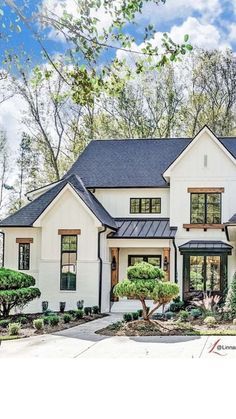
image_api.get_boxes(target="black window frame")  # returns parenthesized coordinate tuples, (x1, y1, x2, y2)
(60, 235, 77, 291)
(128, 254, 162, 268)
(190, 192, 222, 224)
(130, 198, 161, 214)
(18, 243, 30, 271)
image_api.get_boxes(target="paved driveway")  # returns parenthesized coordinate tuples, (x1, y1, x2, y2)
(1, 314, 236, 358)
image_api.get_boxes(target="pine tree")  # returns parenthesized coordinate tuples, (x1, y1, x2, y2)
(225, 273, 236, 318)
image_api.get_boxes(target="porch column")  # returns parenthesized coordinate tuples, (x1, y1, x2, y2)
(111, 248, 119, 301)
(163, 247, 170, 281)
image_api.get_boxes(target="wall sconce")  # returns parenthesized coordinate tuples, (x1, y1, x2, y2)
(163, 256, 169, 272)
(111, 256, 117, 271)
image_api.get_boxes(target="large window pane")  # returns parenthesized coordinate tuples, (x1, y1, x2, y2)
(206, 194, 221, 223)
(206, 256, 221, 291)
(129, 255, 161, 268)
(130, 198, 140, 213)
(189, 256, 204, 291)
(141, 198, 150, 213)
(151, 198, 161, 213)
(191, 194, 205, 223)
(19, 243, 30, 270)
(61, 235, 77, 290)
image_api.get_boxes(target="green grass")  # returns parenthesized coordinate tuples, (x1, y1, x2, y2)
(186, 329, 236, 336)
(0, 335, 21, 341)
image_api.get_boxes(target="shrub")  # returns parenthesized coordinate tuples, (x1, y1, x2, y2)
(75, 309, 84, 319)
(17, 316, 28, 325)
(164, 311, 175, 320)
(42, 316, 49, 325)
(179, 310, 189, 322)
(137, 309, 143, 317)
(48, 315, 60, 327)
(92, 306, 100, 314)
(8, 322, 21, 335)
(114, 262, 179, 320)
(84, 307, 92, 316)
(225, 273, 236, 317)
(68, 310, 77, 316)
(233, 318, 236, 325)
(204, 316, 217, 327)
(190, 309, 202, 319)
(132, 312, 139, 321)
(193, 293, 220, 315)
(169, 298, 184, 312)
(0, 319, 10, 328)
(63, 314, 72, 323)
(123, 313, 132, 322)
(0, 268, 41, 317)
(33, 319, 44, 331)
(44, 310, 54, 317)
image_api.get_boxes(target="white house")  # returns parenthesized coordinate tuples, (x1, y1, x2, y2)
(1, 125, 236, 313)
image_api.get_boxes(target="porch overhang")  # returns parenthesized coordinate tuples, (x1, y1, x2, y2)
(107, 218, 177, 239)
(179, 240, 233, 255)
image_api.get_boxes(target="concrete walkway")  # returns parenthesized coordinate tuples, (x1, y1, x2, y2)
(1, 314, 236, 358)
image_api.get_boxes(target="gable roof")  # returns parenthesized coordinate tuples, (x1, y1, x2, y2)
(0, 174, 117, 229)
(63, 131, 236, 188)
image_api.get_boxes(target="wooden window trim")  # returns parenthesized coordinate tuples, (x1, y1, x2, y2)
(58, 229, 81, 235)
(183, 223, 224, 231)
(16, 238, 33, 244)
(187, 188, 224, 193)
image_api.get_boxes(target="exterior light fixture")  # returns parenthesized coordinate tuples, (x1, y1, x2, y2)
(163, 256, 169, 272)
(111, 256, 117, 271)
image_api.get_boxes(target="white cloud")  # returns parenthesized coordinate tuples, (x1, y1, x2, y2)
(229, 23, 236, 42)
(0, 94, 27, 149)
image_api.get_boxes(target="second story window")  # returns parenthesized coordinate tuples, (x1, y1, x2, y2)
(19, 243, 30, 270)
(130, 198, 161, 214)
(191, 193, 221, 224)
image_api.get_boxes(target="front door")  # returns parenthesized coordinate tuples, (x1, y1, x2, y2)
(183, 253, 227, 301)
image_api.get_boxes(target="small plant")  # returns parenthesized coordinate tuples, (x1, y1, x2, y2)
(137, 309, 143, 318)
(233, 318, 236, 325)
(75, 309, 84, 319)
(59, 302, 66, 313)
(169, 297, 184, 312)
(8, 322, 21, 336)
(179, 310, 189, 322)
(204, 316, 217, 327)
(48, 315, 60, 327)
(42, 316, 49, 325)
(17, 316, 28, 325)
(63, 314, 72, 323)
(193, 293, 220, 315)
(132, 312, 139, 321)
(42, 301, 49, 312)
(77, 300, 84, 310)
(33, 318, 44, 331)
(190, 308, 202, 319)
(92, 306, 100, 314)
(0, 319, 10, 329)
(68, 310, 77, 316)
(225, 273, 236, 317)
(44, 310, 54, 317)
(84, 307, 92, 316)
(164, 311, 175, 320)
(123, 313, 132, 322)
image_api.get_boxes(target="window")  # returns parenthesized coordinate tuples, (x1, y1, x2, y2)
(191, 193, 221, 224)
(18, 243, 30, 270)
(130, 198, 161, 214)
(60, 235, 77, 291)
(128, 255, 161, 268)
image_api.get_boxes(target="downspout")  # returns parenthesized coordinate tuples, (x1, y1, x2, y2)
(172, 237, 178, 284)
(98, 225, 107, 312)
(0, 231, 5, 267)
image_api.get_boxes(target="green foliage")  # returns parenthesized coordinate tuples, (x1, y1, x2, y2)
(131, 312, 139, 321)
(17, 316, 28, 325)
(169, 300, 185, 312)
(190, 309, 202, 319)
(0, 319, 10, 328)
(164, 311, 175, 320)
(63, 314, 72, 323)
(203, 316, 217, 327)
(0, 268, 40, 317)
(8, 322, 21, 336)
(68, 310, 77, 316)
(33, 319, 44, 331)
(123, 313, 132, 322)
(225, 273, 236, 317)
(84, 307, 92, 316)
(75, 309, 84, 320)
(42, 316, 49, 325)
(92, 306, 100, 314)
(178, 311, 189, 322)
(137, 309, 143, 318)
(48, 315, 60, 327)
(127, 261, 164, 280)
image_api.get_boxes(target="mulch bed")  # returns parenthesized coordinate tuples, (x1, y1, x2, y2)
(96, 319, 236, 336)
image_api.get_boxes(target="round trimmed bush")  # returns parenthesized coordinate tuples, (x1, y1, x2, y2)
(132, 312, 139, 321)
(123, 313, 132, 322)
(178, 310, 189, 322)
(8, 322, 21, 336)
(63, 314, 72, 323)
(92, 306, 100, 314)
(75, 309, 84, 319)
(33, 318, 44, 331)
(204, 316, 217, 327)
(48, 315, 60, 327)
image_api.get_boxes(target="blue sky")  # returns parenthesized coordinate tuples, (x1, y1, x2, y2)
(1, 0, 236, 68)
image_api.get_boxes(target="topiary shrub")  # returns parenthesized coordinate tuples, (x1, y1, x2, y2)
(75, 309, 84, 319)
(0, 268, 41, 317)
(63, 314, 72, 323)
(48, 315, 60, 327)
(169, 297, 185, 312)
(8, 322, 21, 335)
(178, 310, 189, 322)
(123, 313, 132, 322)
(114, 262, 179, 320)
(204, 316, 217, 327)
(84, 307, 92, 316)
(132, 312, 139, 321)
(92, 306, 100, 314)
(33, 318, 44, 331)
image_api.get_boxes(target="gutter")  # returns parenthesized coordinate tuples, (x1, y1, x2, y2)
(0, 231, 5, 267)
(172, 237, 178, 283)
(98, 225, 107, 312)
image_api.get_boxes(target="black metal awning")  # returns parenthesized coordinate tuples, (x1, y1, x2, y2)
(179, 240, 233, 254)
(107, 218, 177, 239)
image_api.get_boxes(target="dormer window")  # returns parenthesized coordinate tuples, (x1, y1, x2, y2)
(130, 198, 161, 214)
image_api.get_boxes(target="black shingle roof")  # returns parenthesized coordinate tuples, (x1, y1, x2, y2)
(107, 218, 177, 239)
(64, 137, 236, 188)
(0, 174, 117, 229)
(179, 240, 233, 254)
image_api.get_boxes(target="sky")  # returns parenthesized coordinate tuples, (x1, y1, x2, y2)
(0, 0, 236, 149)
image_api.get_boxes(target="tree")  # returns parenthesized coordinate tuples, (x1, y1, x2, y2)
(225, 273, 236, 318)
(114, 262, 179, 320)
(0, 267, 41, 318)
